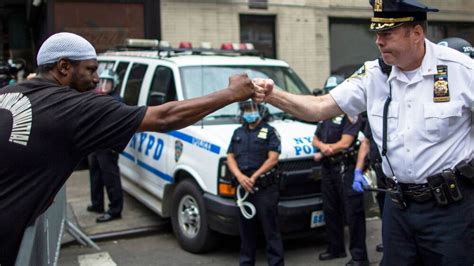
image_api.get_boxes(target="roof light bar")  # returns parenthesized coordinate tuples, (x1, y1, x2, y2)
(124, 38, 159, 48)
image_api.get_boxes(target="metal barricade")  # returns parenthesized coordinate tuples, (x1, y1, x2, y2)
(15, 186, 99, 266)
(15, 187, 66, 266)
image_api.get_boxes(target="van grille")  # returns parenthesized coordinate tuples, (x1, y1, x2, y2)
(278, 157, 322, 199)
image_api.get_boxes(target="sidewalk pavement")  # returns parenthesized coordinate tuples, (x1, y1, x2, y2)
(64, 170, 166, 241)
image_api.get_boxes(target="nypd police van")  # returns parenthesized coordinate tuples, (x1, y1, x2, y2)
(97, 40, 324, 252)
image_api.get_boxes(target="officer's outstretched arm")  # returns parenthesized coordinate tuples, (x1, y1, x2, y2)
(137, 74, 256, 132)
(265, 89, 343, 122)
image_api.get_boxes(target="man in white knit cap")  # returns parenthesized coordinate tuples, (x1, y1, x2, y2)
(0, 32, 263, 265)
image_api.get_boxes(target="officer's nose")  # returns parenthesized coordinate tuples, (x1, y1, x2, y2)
(375, 34, 385, 48)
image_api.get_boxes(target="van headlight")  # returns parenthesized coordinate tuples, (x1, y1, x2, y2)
(217, 158, 236, 197)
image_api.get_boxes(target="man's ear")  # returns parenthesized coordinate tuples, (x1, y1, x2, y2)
(412, 25, 425, 43)
(56, 58, 72, 76)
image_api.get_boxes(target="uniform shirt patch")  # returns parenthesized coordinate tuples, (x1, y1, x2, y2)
(433, 65, 450, 102)
(350, 64, 366, 78)
(258, 127, 268, 139)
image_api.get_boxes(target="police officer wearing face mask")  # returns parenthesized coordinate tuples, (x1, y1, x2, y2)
(87, 69, 124, 223)
(312, 75, 368, 266)
(227, 101, 284, 266)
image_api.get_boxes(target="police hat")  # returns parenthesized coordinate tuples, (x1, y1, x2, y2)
(369, 0, 438, 32)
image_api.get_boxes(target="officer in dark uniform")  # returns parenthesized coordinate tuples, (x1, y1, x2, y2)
(312, 75, 368, 266)
(353, 118, 386, 253)
(87, 70, 124, 223)
(227, 101, 284, 266)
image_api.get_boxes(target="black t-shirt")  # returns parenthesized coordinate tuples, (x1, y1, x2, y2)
(314, 114, 362, 145)
(0, 78, 146, 264)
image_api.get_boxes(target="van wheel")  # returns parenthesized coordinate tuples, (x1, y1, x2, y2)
(171, 179, 217, 253)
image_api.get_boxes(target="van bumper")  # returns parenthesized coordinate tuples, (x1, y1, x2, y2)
(203, 193, 324, 236)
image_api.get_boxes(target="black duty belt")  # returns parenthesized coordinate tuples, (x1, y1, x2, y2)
(399, 183, 432, 203)
(394, 167, 471, 205)
(255, 168, 279, 188)
(322, 151, 356, 166)
(241, 168, 279, 189)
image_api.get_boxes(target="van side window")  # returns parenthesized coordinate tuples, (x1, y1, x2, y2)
(115, 62, 129, 87)
(97, 61, 115, 75)
(123, 63, 147, 106)
(147, 66, 177, 106)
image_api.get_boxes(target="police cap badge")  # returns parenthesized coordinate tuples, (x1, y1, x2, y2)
(369, 0, 438, 32)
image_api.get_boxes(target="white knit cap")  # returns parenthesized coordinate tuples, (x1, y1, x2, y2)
(36, 32, 97, 65)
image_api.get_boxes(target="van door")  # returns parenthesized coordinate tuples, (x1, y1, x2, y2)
(133, 65, 178, 198)
(119, 62, 149, 186)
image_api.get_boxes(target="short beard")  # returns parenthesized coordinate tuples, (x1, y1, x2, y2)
(70, 70, 94, 92)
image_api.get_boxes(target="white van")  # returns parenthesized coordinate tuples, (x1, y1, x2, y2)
(97, 42, 324, 252)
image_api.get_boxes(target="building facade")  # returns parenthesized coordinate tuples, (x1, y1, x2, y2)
(160, 0, 474, 88)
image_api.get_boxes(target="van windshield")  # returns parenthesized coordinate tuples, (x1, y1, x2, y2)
(180, 65, 311, 121)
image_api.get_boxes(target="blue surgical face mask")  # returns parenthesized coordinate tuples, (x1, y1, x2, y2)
(242, 111, 261, 123)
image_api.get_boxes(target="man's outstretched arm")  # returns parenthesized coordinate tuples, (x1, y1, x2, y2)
(138, 74, 259, 132)
(254, 79, 343, 122)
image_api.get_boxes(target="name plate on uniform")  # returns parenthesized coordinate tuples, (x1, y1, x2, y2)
(310, 210, 325, 228)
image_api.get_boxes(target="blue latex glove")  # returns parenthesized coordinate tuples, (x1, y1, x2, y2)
(352, 168, 369, 193)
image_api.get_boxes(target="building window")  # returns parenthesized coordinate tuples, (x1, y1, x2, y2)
(329, 19, 379, 77)
(248, 0, 268, 10)
(427, 21, 474, 44)
(240, 15, 276, 59)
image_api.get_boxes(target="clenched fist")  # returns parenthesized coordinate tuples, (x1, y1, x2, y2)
(228, 74, 256, 102)
(252, 78, 274, 103)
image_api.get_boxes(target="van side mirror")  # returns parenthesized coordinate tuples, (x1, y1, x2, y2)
(312, 88, 323, 96)
(147, 91, 166, 106)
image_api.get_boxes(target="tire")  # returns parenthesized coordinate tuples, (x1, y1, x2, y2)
(171, 179, 217, 253)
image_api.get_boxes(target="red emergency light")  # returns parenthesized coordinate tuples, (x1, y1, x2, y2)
(179, 41, 193, 49)
(220, 42, 254, 51)
(220, 42, 233, 50)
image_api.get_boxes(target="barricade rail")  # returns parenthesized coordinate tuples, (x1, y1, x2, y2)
(15, 187, 66, 266)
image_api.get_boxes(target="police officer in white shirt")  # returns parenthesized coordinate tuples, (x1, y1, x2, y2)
(254, 0, 474, 265)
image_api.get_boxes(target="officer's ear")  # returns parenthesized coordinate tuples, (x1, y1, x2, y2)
(410, 24, 425, 43)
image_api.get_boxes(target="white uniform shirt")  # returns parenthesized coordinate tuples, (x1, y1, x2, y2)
(331, 39, 474, 183)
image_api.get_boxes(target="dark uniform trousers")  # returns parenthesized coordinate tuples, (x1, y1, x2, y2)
(238, 183, 284, 266)
(88, 150, 123, 215)
(321, 161, 368, 261)
(381, 181, 474, 266)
